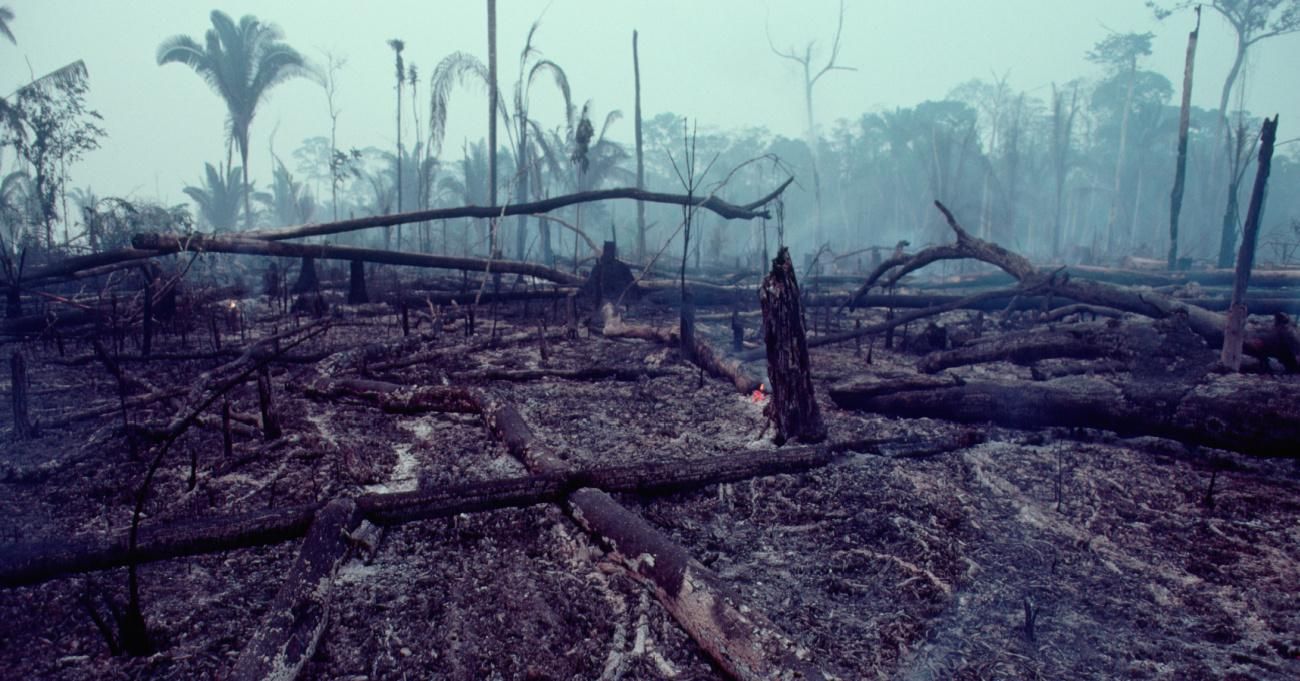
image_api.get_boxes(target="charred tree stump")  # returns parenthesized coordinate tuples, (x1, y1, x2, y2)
(256, 365, 282, 440)
(580, 240, 637, 305)
(291, 256, 319, 294)
(731, 309, 744, 352)
(10, 351, 33, 439)
(760, 248, 826, 445)
(4, 287, 19, 319)
(347, 259, 368, 304)
(140, 269, 154, 357)
(228, 497, 359, 681)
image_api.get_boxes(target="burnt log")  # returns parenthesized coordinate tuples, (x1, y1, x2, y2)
(0, 443, 849, 588)
(830, 371, 1300, 457)
(600, 303, 761, 394)
(569, 487, 825, 681)
(760, 247, 826, 444)
(228, 498, 359, 681)
(917, 321, 1130, 374)
(482, 399, 824, 680)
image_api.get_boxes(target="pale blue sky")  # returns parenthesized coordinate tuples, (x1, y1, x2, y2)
(4, 0, 1297, 205)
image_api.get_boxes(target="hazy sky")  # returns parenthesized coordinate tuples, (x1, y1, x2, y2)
(5, 0, 1298, 207)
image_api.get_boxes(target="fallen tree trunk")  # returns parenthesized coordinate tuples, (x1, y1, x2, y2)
(600, 303, 761, 393)
(238, 179, 794, 242)
(0, 443, 849, 588)
(131, 234, 585, 287)
(830, 371, 1300, 457)
(916, 321, 1130, 374)
(228, 498, 359, 681)
(482, 398, 826, 680)
(830, 201, 1300, 369)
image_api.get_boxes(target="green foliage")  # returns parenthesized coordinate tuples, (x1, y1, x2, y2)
(158, 10, 309, 226)
(254, 159, 315, 227)
(0, 60, 106, 248)
(183, 162, 244, 232)
(81, 197, 192, 252)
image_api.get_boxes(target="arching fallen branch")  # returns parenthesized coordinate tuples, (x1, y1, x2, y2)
(239, 179, 795, 242)
(130, 234, 586, 286)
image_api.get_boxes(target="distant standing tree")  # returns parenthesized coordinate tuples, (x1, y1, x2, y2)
(1151, 1, 1300, 135)
(767, 0, 855, 250)
(3, 61, 106, 249)
(487, 0, 499, 255)
(1088, 31, 1154, 254)
(633, 30, 647, 263)
(1050, 82, 1080, 257)
(158, 10, 309, 229)
(318, 51, 345, 221)
(1151, 0, 1300, 264)
(387, 38, 406, 250)
(0, 5, 15, 44)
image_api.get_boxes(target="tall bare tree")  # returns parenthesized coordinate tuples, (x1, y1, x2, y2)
(388, 38, 405, 250)
(1168, 7, 1200, 269)
(633, 30, 646, 264)
(767, 0, 854, 250)
(487, 0, 499, 255)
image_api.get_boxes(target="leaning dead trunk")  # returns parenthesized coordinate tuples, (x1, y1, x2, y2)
(760, 247, 826, 445)
(1221, 115, 1278, 371)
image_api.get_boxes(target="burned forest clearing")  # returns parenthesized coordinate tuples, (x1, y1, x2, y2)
(2, 196, 1299, 680)
(3, 1, 1300, 679)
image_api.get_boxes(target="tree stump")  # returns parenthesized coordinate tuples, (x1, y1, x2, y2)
(11, 351, 33, 439)
(347, 259, 368, 304)
(760, 247, 826, 445)
(291, 256, 319, 294)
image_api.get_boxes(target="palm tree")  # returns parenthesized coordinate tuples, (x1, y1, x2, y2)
(183, 162, 244, 233)
(158, 10, 308, 229)
(0, 6, 16, 45)
(255, 159, 316, 227)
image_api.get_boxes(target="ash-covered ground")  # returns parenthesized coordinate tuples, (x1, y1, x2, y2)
(1, 295, 1297, 680)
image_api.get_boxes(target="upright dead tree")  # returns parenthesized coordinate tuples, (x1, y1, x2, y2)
(767, 0, 854, 249)
(347, 259, 368, 304)
(1221, 115, 1278, 371)
(761, 247, 826, 445)
(1168, 7, 1200, 269)
(633, 29, 647, 263)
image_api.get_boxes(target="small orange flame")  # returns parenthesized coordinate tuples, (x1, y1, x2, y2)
(751, 388, 765, 403)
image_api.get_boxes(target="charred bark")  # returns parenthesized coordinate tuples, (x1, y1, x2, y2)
(347, 260, 368, 304)
(228, 498, 359, 681)
(830, 371, 1300, 457)
(760, 247, 826, 444)
(10, 351, 33, 439)
(0, 444, 850, 588)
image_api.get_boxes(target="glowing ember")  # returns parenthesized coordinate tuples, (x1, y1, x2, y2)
(751, 388, 765, 403)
